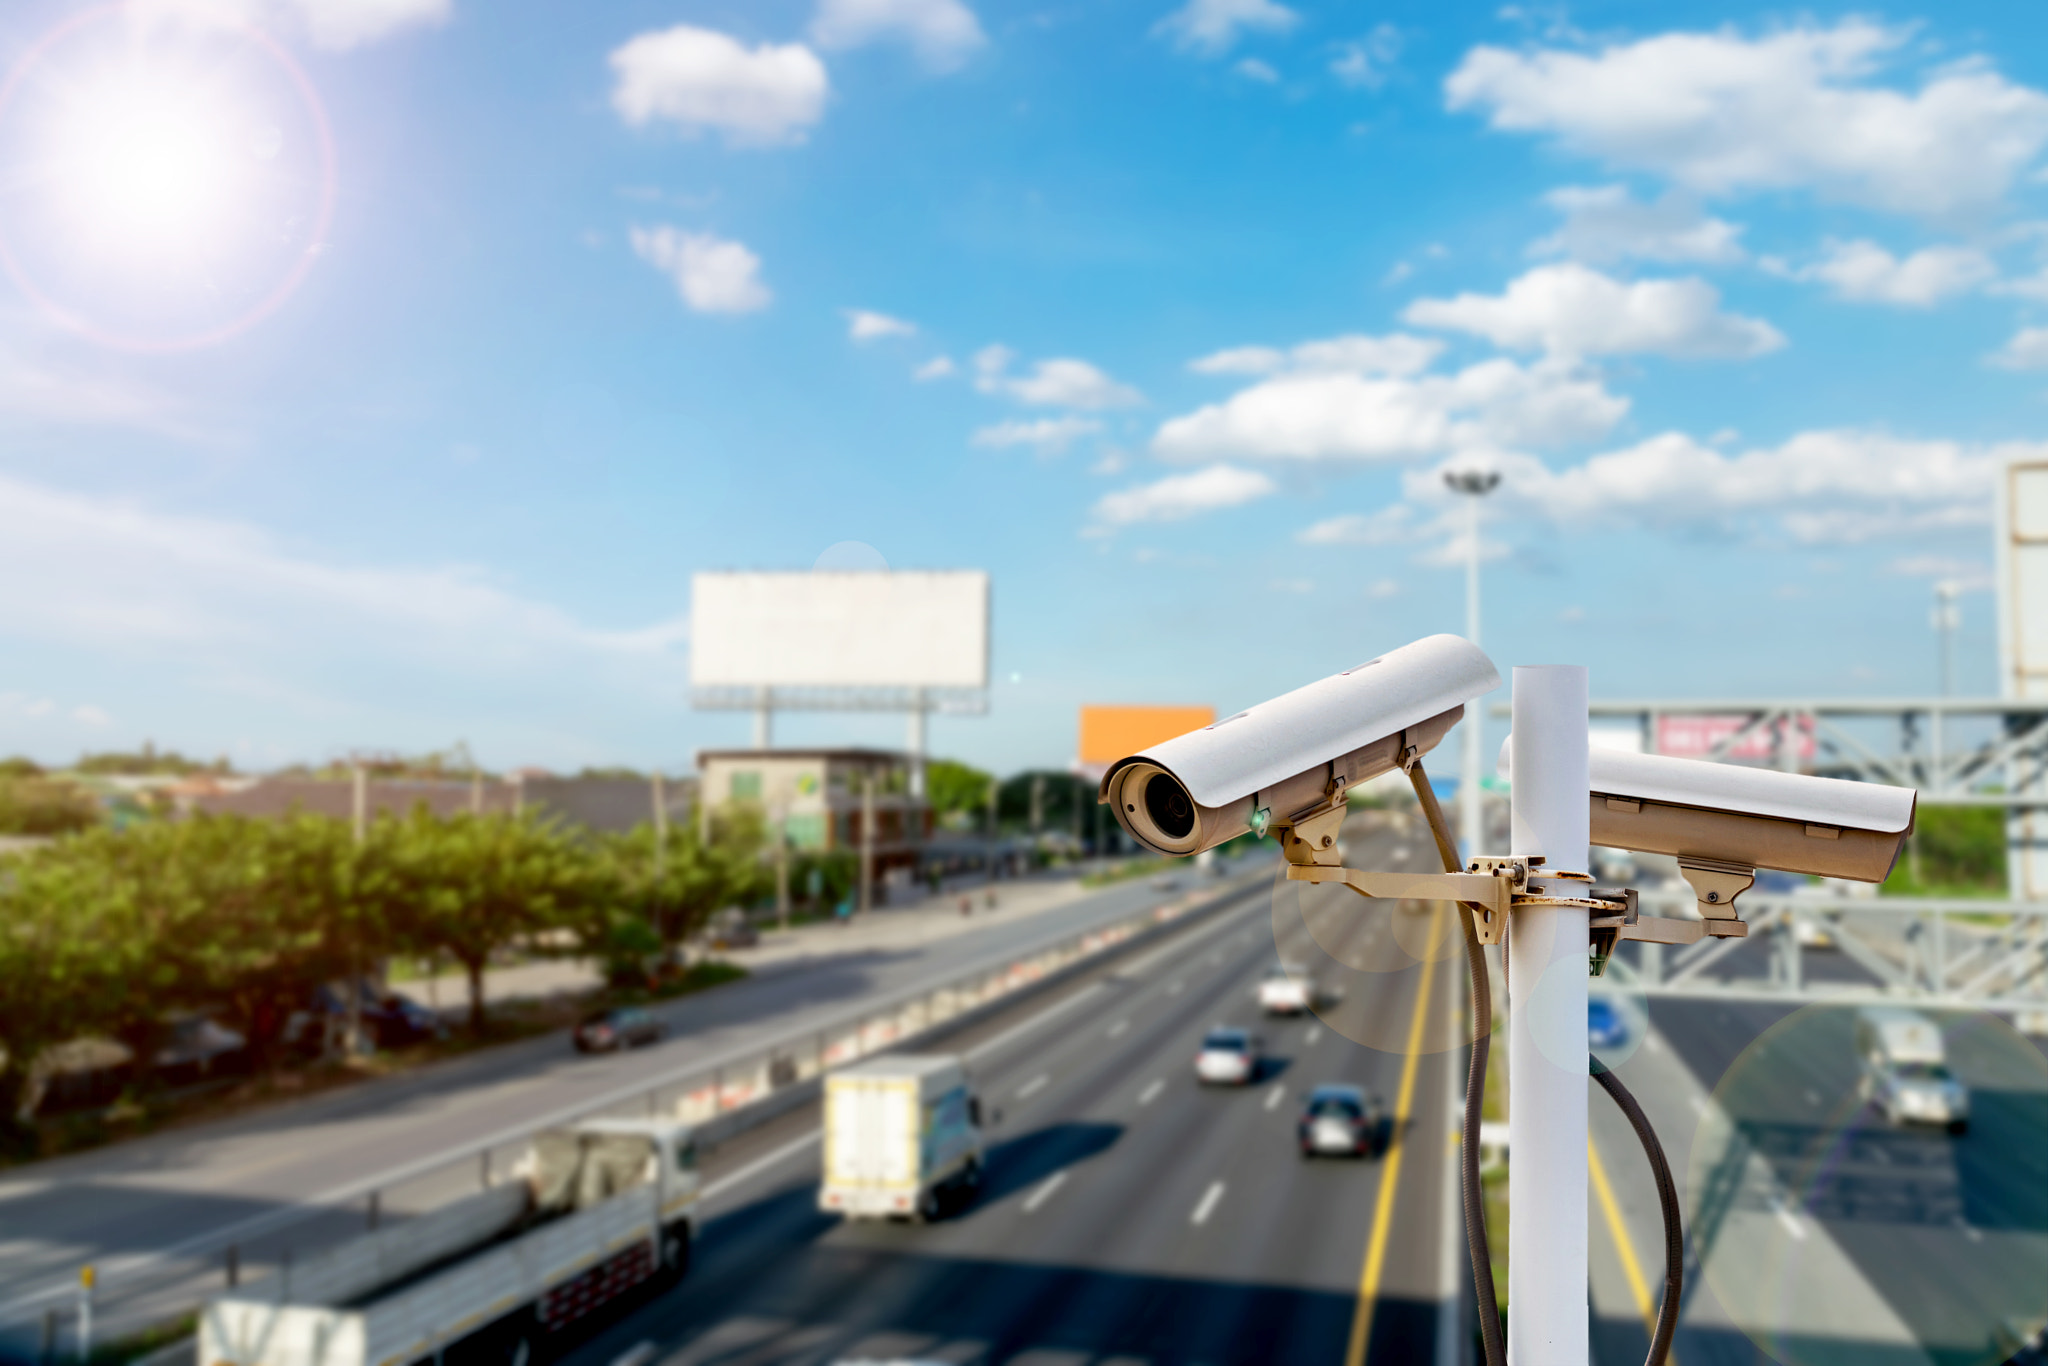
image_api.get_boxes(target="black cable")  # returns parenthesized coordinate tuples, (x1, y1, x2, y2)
(1592, 1058, 1684, 1366)
(1405, 760, 1683, 1366)
(1406, 764, 1507, 1366)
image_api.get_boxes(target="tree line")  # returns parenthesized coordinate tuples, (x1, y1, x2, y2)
(0, 807, 781, 1126)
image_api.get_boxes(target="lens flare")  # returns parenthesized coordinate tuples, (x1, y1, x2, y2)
(0, 4, 336, 350)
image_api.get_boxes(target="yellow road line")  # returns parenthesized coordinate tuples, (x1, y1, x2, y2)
(1589, 1132, 1676, 1365)
(1342, 916, 1442, 1366)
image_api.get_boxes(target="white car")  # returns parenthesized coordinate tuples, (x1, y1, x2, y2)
(1195, 1027, 1261, 1085)
(1258, 964, 1313, 1016)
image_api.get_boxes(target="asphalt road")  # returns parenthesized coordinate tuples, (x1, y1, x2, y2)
(553, 821, 1470, 1366)
(0, 861, 1272, 1352)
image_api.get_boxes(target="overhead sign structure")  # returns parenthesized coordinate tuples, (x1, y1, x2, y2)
(689, 570, 990, 797)
(1997, 457, 2048, 897)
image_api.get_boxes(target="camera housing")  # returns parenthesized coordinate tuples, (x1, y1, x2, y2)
(1100, 634, 1501, 857)
(1498, 741, 1917, 882)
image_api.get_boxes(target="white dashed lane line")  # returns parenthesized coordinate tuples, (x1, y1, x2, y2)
(1191, 1181, 1225, 1226)
(1264, 1085, 1285, 1111)
(1305, 1025, 1322, 1046)
(1138, 1078, 1165, 1106)
(1016, 1074, 1049, 1100)
(1107, 1019, 1129, 1039)
(1023, 1172, 1068, 1213)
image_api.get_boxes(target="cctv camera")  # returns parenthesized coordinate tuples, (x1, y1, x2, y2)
(1498, 740, 1916, 884)
(1100, 634, 1501, 857)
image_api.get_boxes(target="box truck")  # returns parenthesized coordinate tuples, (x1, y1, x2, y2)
(200, 1118, 697, 1366)
(819, 1055, 985, 1221)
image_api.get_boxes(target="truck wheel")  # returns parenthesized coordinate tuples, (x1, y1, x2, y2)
(659, 1224, 691, 1284)
(1948, 1119, 1969, 1136)
(916, 1187, 943, 1223)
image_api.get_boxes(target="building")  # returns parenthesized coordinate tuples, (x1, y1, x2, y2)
(696, 748, 931, 868)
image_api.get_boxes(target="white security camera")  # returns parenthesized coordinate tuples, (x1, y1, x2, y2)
(1499, 739, 1916, 929)
(1100, 634, 1501, 857)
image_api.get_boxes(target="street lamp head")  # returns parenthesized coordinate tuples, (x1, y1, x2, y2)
(1443, 469, 1501, 496)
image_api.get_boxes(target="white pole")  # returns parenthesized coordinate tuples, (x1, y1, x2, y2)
(1507, 665, 1589, 1366)
(1463, 492, 1485, 860)
(907, 689, 928, 800)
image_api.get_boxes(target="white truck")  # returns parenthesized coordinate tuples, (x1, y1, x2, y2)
(819, 1055, 985, 1222)
(1257, 962, 1315, 1016)
(1855, 1006, 1970, 1134)
(199, 1119, 697, 1366)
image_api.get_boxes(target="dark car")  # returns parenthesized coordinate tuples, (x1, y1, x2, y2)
(282, 984, 444, 1056)
(574, 1006, 663, 1053)
(1298, 1083, 1386, 1158)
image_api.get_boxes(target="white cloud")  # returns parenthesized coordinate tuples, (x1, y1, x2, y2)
(1091, 464, 1276, 526)
(1154, 355, 1626, 462)
(1298, 506, 1417, 545)
(1403, 263, 1784, 359)
(1235, 58, 1279, 83)
(1152, 0, 1298, 57)
(630, 226, 772, 314)
(1531, 185, 1745, 265)
(609, 25, 829, 146)
(1331, 25, 1401, 88)
(1402, 430, 2014, 544)
(0, 473, 690, 669)
(914, 355, 957, 380)
(810, 0, 985, 72)
(971, 416, 1103, 453)
(1797, 239, 1996, 306)
(1990, 326, 2048, 369)
(1367, 578, 1400, 598)
(1189, 332, 1442, 377)
(137, 0, 449, 50)
(976, 352, 1143, 408)
(1444, 20, 2048, 217)
(1190, 345, 1286, 375)
(846, 308, 917, 340)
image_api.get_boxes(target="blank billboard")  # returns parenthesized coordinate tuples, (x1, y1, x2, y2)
(691, 571, 989, 689)
(1078, 705, 1215, 766)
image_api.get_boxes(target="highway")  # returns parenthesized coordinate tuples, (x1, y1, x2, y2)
(0, 862, 1278, 1354)
(555, 820, 1469, 1366)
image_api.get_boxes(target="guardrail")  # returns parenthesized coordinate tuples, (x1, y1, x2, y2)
(0, 864, 1273, 1360)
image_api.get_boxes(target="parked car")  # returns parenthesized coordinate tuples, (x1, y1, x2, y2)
(283, 984, 444, 1056)
(154, 1015, 249, 1086)
(1194, 1027, 1260, 1085)
(575, 1006, 663, 1053)
(1297, 1083, 1386, 1158)
(705, 908, 759, 950)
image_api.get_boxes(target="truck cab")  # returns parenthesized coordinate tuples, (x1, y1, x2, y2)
(1855, 1006, 1969, 1134)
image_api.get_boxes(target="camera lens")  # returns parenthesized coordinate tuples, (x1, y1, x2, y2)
(1144, 773, 1196, 840)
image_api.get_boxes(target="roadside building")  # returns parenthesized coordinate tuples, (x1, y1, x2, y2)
(696, 748, 931, 872)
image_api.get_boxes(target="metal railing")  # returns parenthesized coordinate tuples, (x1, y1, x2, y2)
(0, 867, 1269, 1359)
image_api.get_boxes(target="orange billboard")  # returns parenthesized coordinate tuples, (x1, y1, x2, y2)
(1078, 705, 1215, 766)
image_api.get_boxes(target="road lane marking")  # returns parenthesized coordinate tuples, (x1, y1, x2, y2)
(1590, 1133, 1672, 1360)
(1771, 1198, 1808, 1241)
(609, 1342, 657, 1366)
(1688, 1095, 1708, 1117)
(1342, 950, 1438, 1366)
(964, 982, 1108, 1064)
(1139, 1078, 1165, 1106)
(1108, 1019, 1130, 1038)
(1264, 1084, 1285, 1112)
(1191, 1181, 1225, 1225)
(1016, 1074, 1049, 1100)
(701, 1129, 822, 1202)
(1023, 1172, 1068, 1213)
(1305, 1025, 1322, 1046)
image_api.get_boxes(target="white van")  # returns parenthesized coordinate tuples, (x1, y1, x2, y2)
(1855, 1006, 1969, 1134)
(821, 1054, 986, 1221)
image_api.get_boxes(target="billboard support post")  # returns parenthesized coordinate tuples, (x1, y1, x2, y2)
(907, 688, 928, 799)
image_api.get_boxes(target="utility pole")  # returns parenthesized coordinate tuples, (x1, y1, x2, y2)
(1030, 774, 1044, 833)
(1507, 665, 1590, 1363)
(986, 779, 1000, 883)
(859, 774, 875, 917)
(774, 811, 791, 931)
(347, 763, 368, 1058)
(1445, 468, 1501, 859)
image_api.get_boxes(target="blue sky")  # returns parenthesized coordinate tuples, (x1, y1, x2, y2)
(1, 0, 2045, 775)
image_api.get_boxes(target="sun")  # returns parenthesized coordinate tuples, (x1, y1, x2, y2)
(0, 5, 335, 351)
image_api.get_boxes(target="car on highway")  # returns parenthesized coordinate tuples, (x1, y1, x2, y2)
(1194, 1027, 1261, 1085)
(1792, 910, 1837, 948)
(1258, 962, 1315, 1016)
(1588, 997, 1629, 1052)
(1297, 1083, 1385, 1158)
(574, 1005, 663, 1053)
(1856, 1005, 1969, 1133)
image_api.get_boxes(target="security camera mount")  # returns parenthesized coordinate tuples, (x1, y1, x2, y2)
(1274, 760, 1748, 974)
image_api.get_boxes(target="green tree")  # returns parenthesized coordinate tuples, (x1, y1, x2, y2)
(0, 778, 101, 835)
(925, 758, 995, 824)
(0, 850, 135, 1126)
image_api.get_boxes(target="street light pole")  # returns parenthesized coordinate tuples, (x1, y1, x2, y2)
(1444, 469, 1501, 859)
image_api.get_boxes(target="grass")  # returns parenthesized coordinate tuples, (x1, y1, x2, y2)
(2, 961, 748, 1169)
(1079, 856, 1187, 888)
